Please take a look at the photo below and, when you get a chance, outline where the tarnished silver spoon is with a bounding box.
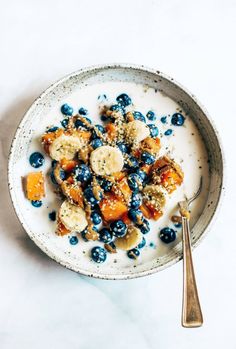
[178,177,203,328]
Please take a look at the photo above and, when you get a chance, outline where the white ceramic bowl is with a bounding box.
[8,64,225,279]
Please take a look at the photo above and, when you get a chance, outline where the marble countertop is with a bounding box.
[0,0,235,348]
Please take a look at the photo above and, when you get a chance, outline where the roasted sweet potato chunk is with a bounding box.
[113,171,126,181]
[99,193,128,221]
[144,201,163,220]
[41,129,64,153]
[61,181,84,207]
[60,158,78,172]
[106,123,117,140]
[152,156,183,193]
[26,172,45,201]
[56,220,70,236]
[120,212,132,225]
[115,177,132,202]
[140,203,152,219]
[141,137,161,155]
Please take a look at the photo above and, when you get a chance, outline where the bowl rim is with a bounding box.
[7,63,226,280]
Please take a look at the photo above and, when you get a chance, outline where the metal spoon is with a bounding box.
[178,177,203,328]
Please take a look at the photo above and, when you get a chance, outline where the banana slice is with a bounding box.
[115,225,142,251]
[142,185,167,210]
[90,145,124,175]
[125,120,149,144]
[49,134,85,161]
[59,200,88,232]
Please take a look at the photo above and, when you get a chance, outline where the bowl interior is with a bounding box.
[8,65,224,279]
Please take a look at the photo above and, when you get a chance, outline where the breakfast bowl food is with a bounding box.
[8,64,224,279]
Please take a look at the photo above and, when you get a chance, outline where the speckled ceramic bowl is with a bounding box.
[8,64,224,279]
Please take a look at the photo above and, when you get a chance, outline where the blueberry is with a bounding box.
[130,193,141,209]
[69,236,78,245]
[164,129,173,136]
[50,167,66,183]
[127,248,140,259]
[61,103,73,116]
[174,222,182,228]
[58,169,66,181]
[110,104,125,115]
[51,160,57,168]
[171,113,185,126]
[117,142,128,153]
[159,227,176,243]
[133,111,146,122]
[98,177,113,192]
[125,155,139,170]
[146,110,156,121]
[61,118,69,128]
[91,226,99,234]
[128,209,143,223]
[46,126,59,133]
[81,226,98,241]
[91,246,107,263]
[149,242,156,248]
[138,218,150,234]
[50,171,57,185]
[105,241,117,252]
[101,114,108,121]
[116,93,132,107]
[29,152,44,168]
[160,116,167,124]
[49,211,56,221]
[98,94,107,101]
[78,107,88,115]
[74,164,91,182]
[91,132,99,140]
[128,173,142,193]
[81,229,88,241]
[99,228,114,243]
[91,211,102,225]
[85,117,92,124]
[95,124,105,133]
[110,220,127,237]
[31,200,42,208]
[141,151,155,165]
[92,124,105,139]
[91,138,103,149]
[135,169,148,183]
[137,237,146,249]
[75,117,92,129]
[148,124,159,137]
[84,186,101,207]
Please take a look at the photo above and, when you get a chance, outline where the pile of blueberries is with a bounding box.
[89,219,148,263]
[66,161,152,263]
[58,94,180,262]
[89,215,151,263]
[29,93,184,263]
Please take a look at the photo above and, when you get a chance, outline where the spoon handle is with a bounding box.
[182,217,203,328]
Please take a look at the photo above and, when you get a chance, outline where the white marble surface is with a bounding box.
[0,0,235,348]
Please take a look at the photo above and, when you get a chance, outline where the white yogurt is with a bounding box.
[24,81,209,267]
